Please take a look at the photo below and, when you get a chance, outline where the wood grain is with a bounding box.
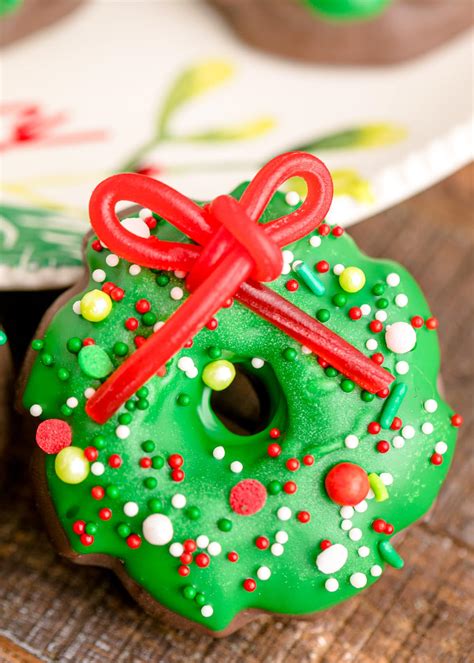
[0,166,473,662]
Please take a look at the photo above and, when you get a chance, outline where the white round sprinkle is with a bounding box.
[370,565,383,577]
[186,366,198,379]
[366,339,378,351]
[402,425,415,440]
[285,191,300,206]
[115,425,130,440]
[91,462,105,476]
[422,422,434,435]
[350,572,367,589]
[385,321,417,354]
[129,264,141,276]
[316,543,348,574]
[309,235,322,248]
[349,528,362,541]
[106,254,119,267]
[375,310,388,322]
[196,535,209,549]
[325,578,339,592]
[282,250,294,263]
[380,473,394,486]
[66,397,78,409]
[360,304,372,316]
[124,501,139,517]
[275,530,289,544]
[386,273,400,287]
[30,404,43,417]
[207,542,222,556]
[169,542,183,557]
[396,361,410,375]
[395,293,408,308]
[424,399,438,413]
[153,321,165,332]
[257,566,272,581]
[84,388,96,399]
[393,435,405,449]
[277,506,291,521]
[72,301,82,315]
[332,263,345,276]
[174,270,187,279]
[354,500,368,513]
[121,217,151,239]
[230,461,243,474]
[366,488,375,500]
[271,543,284,557]
[171,494,186,509]
[251,357,265,369]
[281,262,291,275]
[341,519,353,531]
[358,546,370,558]
[201,605,213,618]
[301,345,312,355]
[139,208,153,220]
[340,506,354,519]
[435,441,448,455]
[345,434,359,449]
[92,268,106,283]
[144,513,175,547]
[177,356,194,372]
[170,287,184,301]
[212,446,225,460]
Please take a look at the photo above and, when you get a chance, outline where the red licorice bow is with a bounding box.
[86,151,393,424]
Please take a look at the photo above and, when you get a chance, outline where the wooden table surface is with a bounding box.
[0,166,473,663]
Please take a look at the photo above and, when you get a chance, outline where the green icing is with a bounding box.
[23,185,458,632]
[304,0,392,21]
[0,0,21,16]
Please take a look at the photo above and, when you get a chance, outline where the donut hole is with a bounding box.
[210,364,272,436]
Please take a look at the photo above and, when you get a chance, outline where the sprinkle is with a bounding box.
[341,519,352,531]
[92,269,106,283]
[201,605,213,618]
[78,345,114,379]
[325,578,339,592]
[169,542,184,557]
[360,304,371,316]
[138,208,153,219]
[435,441,448,455]
[354,500,368,513]
[177,356,194,371]
[84,387,96,399]
[375,310,388,322]
[124,502,139,517]
[395,294,408,307]
[115,425,130,440]
[339,267,366,293]
[340,506,354,519]
[91,462,105,476]
[379,382,408,429]
[106,254,119,267]
[230,461,243,474]
[121,217,150,238]
[196,535,209,549]
[386,273,400,287]
[142,514,174,545]
[422,422,434,435]
[370,565,383,577]
[208,542,222,556]
[316,543,348,574]
[212,446,225,460]
[309,235,322,248]
[378,540,404,568]
[271,543,284,556]
[345,434,359,449]
[368,473,389,502]
[366,339,378,351]
[35,419,72,454]
[230,479,267,515]
[66,397,78,409]
[186,366,198,379]
[129,264,141,276]
[30,404,43,417]
[170,287,184,300]
[275,530,289,544]
[402,425,415,440]
[171,494,186,509]
[350,572,367,589]
[294,261,325,296]
[277,506,292,521]
[333,263,345,276]
[385,322,416,354]
[380,472,394,485]
[257,566,272,580]
[285,191,300,206]
[72,301,82,314]
[202,360,236,391]
[251,357,265,369]
[424,399,438,413]
[395,361,409,375]
[349,528,362,541]
[358,546,370,558]
[393,435,405,449]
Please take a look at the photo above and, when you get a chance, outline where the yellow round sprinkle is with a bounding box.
[55,446,90,484]
[80,289,112,322]
[202,360,236,391]
[339,267,366,293]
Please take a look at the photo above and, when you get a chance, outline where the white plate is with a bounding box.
[1,0,472,290]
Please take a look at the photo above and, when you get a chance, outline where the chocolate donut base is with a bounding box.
[209,0,473,65]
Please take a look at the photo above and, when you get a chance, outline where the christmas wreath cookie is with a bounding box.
[210,0,473,65]
[20,152,461,636]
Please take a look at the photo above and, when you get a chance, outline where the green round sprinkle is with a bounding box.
[31,339,44,351]
[217,518,232,532]
[182,585,197,600]
[341,379,355,393]
[113,342,129,357]
[144,477,157,490]
[267,480,282,495]
[94,434,106,450]
[118,413,132,425]
[207,346,222,359]
[67,337,82,354]
[186,506,201,520]
[282,347,297,362]
[332,293,347,308]
[376,298,389,309]
[142,312,157,326]
[136,398,149,410]
[136,387,149,398]
[325,366,338,378]
[117,523,131,538]
[195,593,206,607]
[106,485,119,499]
[57,368,70,381]
[361,390,375,402]
[0,330,7,346]
[85,523,98,535]
[78,345,114,379]
[41,352,54,367]
[125,400,136,412]
[142,440,155,453]
[177,393,191,406]
[60,405,73,417]
[151,455,164,470]
[317,308,330,323]
[156,273,170,287]
[148,498,163,512]
[372,283,385,296]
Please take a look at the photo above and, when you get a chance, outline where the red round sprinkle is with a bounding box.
[411,315,424,328]
[184,339,193,348]
[178,565,190,577]
[72,520,86,535]
[426,317,438,330]
[376,440,390,454]
[184,539,197,553]
[227,551,239,562]
[325,462,369,506]
[135,299,151,314]
[80,533,94,546]
[91,486,105,500]
[390,417,402,430]
[144,216,157,229]
[317,357,329,368]
[302,454,314,466]
[102,282,115,294]
[139,457,152,469]
[371,353,384,365]
[377,388,389,399]
[83,338,95,346]
[171,468,185,482]
[318,224,330,236]
[126,534,142,549]
[91,239,103,252]
[180,552,193,565]
[368,421,381,435]
[349,307,362,321]
[229,479,267,516]
[332,225,344,237]
[372,519,387,533]
[431,453,443,465]
[316,260,329,273]
[108,454,122,469]
[223,297,234,308]
[255,536,269,550]
[243,578,256,592]
[110,287,125,302]
[320,539,332,550]
[283,481,297,494]
[297,511,311,523]
[269,428,281,439]
[134,336,146,348]
[84,446,98,462]
[286,458,300,472]
[35,419,72,454]
[168,454,184,469]
[451,413,463,427]
[99,507,112,521]
[267,443,281,458]
[125,317,139,331]
[206,318,218,331]
[285,279,299,292]
[195,553,210,568]
[385,523,394,535]
[370,320,383,333]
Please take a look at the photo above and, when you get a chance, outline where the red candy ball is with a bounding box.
[368,421,381,435]
[426,317,438,330]
[255,536,269,550]
[178,565,190,577]
[73,520,86,535]
[411,315,424,328]
[285,279,299,292]
[302,454,314,466]
[135,299,151,314]
[127,534,142,549]
[283,481,297,494]
[431,453,443,466]
[35,419,72,454]
[297,511,311,523]
[369,320,383,333]
[227,551,239,562]
[229,479,267,516]
[349,307,362,321]
[267,443,281,458]
[320,539,331,550]
[286,458,300,472]
[168,454,184,469]
[195,553,210,568]
[316,260,329,273]
[325,462,369,506]
[269,428,281,439]
[243,578,256,592]
[91,486,105,500]
[376,440,390,454]
[372,519,387,533]
[451,413,463,427]
[99,508,112,521]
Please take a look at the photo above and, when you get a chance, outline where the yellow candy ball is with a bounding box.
[55,446,90,484]
[202,360,236,391]
[80,289,112,322]
[339,267,366,293]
